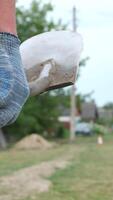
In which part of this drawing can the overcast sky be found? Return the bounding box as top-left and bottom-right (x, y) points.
(18, 0), (113, 106)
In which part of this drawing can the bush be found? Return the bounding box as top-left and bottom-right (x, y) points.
(93, 124), (108, 136)
(56, 126), (70, 139)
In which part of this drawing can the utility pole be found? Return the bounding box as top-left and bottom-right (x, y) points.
(70, 6), (77, 141)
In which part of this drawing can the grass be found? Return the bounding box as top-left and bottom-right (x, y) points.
(0, 144), (70, 177)
(0, 134), (113, 200)
(33, 134), (113, 200)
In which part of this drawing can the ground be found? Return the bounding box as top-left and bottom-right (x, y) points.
(0, 134), (113, 200)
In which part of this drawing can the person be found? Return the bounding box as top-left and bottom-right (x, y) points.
(0, 0), (30, 128)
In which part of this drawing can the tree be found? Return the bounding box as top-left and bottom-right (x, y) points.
(16, 0), (65, 42)
(103, 102), (113, 110)
(76, 57), (89, 80)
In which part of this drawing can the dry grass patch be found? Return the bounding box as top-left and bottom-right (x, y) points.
(0, 158), (70, 200)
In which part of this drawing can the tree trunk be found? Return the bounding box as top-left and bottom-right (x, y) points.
(0, 129), (7, 149)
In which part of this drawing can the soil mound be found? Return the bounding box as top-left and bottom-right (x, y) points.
(14, 134), (52, 150)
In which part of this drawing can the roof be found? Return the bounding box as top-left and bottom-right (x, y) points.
(58, 116), (81, 123)
(81, 102), (98, 121)
(98, 108), (113, 121)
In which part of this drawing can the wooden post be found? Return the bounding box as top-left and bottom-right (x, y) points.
(70, 7), (77, 141)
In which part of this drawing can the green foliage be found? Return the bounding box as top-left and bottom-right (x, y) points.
(103, 102), (113, 110)
(76, 57), (89, 80)
(5, 93), (62, 140)
(16, 0), (65, 42)
(56, 126), (70, 139)
(93, 124), (103, 136)
(92, 123), (109, 136)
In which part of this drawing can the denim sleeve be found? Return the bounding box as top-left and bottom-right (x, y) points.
(0, 32), (29, 128)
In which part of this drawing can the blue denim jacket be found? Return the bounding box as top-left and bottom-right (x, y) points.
(0, 32), (30, 127)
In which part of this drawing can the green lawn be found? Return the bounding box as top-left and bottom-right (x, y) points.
(0, 144), (70, 177)
(0, 134), (113, 200)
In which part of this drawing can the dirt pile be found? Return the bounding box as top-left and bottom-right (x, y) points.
(0, 159), (69, 200)
(14, 134), (52, 150)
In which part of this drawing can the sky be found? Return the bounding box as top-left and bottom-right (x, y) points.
(17, 0), (113, 106)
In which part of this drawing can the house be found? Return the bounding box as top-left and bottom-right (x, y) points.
(58, 107), (81, 130)
(98, 108), (113, 122)
(81, 101), (98, 122)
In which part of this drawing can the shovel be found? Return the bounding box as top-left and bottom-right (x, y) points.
(20, 31), (83, 96)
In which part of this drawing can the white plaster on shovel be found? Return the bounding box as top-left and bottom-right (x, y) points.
(20, 31), (83, 96)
